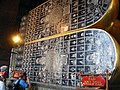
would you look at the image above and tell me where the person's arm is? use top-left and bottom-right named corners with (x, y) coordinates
top-left (26, 76), bottom-right (31, 90)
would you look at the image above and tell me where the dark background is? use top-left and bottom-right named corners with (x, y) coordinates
top-left (0, 0), bottom-right (46, 66)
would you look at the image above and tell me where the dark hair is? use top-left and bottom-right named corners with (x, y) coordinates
top-left (20, 72), bottom-right (27, 78)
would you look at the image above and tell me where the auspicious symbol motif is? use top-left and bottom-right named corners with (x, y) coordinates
top-left (71, 0), bottom-right (111, 29)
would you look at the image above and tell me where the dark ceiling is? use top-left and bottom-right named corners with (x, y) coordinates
top-left (0, 0), bottom-right (46, 64)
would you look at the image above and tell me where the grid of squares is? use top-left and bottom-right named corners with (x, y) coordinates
top-left (71, 0), bottom-right (111, 29)
top-left (23, 29), bottom-right (115, 86)
top-left (10, 0), bottom-right (114, 87)
top-left (25, 0), bottom-right (71, 42)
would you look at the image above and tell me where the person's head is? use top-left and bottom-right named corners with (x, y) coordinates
top-left (20, 72), bottom-right (27, 81)
top-left (0, 65), bottom-right (8, 72)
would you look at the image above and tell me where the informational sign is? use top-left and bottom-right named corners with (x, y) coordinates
top-left (81, 75), bottom-right (106, 87)
top-left (13, 71), bottom-right (21, 78)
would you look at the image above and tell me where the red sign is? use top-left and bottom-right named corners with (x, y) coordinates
top-left (13, 71), bottom-right (21, 78)
top-left (81, 75), bottom-right (105, 87)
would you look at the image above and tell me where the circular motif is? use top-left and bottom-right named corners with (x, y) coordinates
top-left (49, 5), bottom-right (63, 24)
